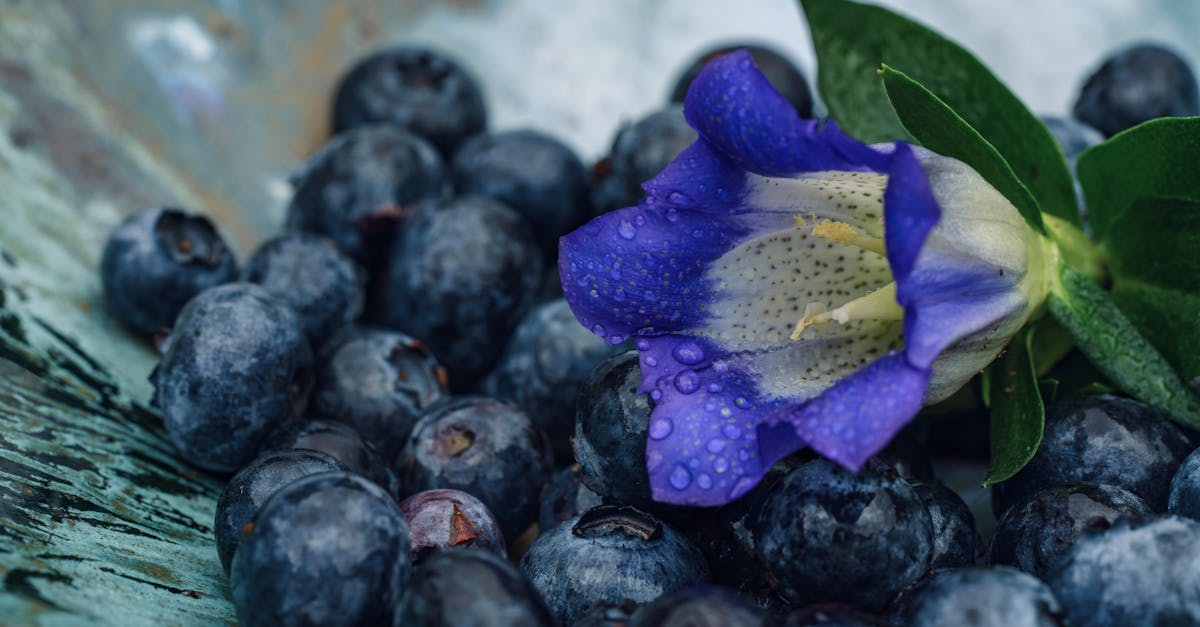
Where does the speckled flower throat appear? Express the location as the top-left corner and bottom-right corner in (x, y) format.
(701, 170), (902, 402)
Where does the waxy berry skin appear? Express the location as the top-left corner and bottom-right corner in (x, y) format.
(913, 481), (978, 570)
(1073, 43), (1200, 137)
(573, 351), (656, 507)
(213, 449), (345, 574)
(905, 567), (1063, 627)
(286, 125), (447, 266)
(260, 418), (397, 497)
(230, 472), (412, 627)
(312, 328), (449, 458)
(520, 505), (711, 626)
(392, 548), (554, 627)
(100, 207), (237, 336)
(332, 46), (487, 156)
(1168, 447), (1200, 520)
(398, 489), (507, 561)
(626, 585), (768, 627)
(153, 283), (312, 473)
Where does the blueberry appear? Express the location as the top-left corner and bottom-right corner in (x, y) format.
(286, 126), (446, 266)
(1039, 115), (1104, 166)
(754, 458), (933, 611)
(989, 483), (1150, 580)
(240, 234), (363, 346)
(1049, 516), (1200, 626)
(573, 604), (639, 627)
(904, 567), (1062, 627)
(261, 418), (396, 497)
(590, 106), (697, 216)
(370, 196), (543, 387)
(520, 505), (711, 625)
(481, 299), (620, 463)
(230, 472), (412, 626)
(670, 44), (813, 118)
(780, 604), (887, 626)
(913, 481), (979, 569)
(213, 449), (344, 574)
(1168, 447), (1200, 520)
(397, 397), (553, 540)
(312, 328), (449, 458)
(627, 585), (767, 627)
(573, 351), (655, 507)
(538, 464), (603, 532)
(392, 547), (554, 627)
(398, 489), (506, 561)
(991, 395), (1192, 516)
(332, 46), (487, 155)
(100, 207), (237, 336)
(1073, 43), (1200, 137)
(153, 284), (312, 472)
(451, 130), (591, 261)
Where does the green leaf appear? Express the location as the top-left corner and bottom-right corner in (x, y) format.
(1076, 117), (1200, 240)
(1111, 281), (1200, 384)
(879, 65), (1044, 233)
(1047, 263), (1200, 429)
(800, 0), (1079, 225)
(985, 325), (1044, 486)
(1039, 379), (1060, 405)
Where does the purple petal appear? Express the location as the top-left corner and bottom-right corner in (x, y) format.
(683, 50), (890, 177)
(882, 143), (941, 285)
(763, 352), (930, 470)
(636, 335), (788, 506)
(641, 140), (749, 214)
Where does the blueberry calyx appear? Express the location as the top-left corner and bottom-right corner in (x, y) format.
(572, 506), (662, 541)
(449, 502), (484, 547)
(437, 425), (475, 457)
(155, 209), (225, 266)
(353, 204), (413, 243)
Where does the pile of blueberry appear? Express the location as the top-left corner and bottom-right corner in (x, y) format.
(98, 40), (1200, 626)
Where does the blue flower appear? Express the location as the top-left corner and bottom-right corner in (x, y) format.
(559, 51), (1051, 506)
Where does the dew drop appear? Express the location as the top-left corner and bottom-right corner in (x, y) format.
(706, 438), (726, 453)
(734, 397), (751, 409)
(738, 449), (750, 461)
(669, 465), (692, 490)
(713, 457), (729, 473)
(650, 389), (662, 401)
(697, 473), (713, 490)
(668, 191), (690, 205)
(618, 221), (637, 240)
(671, 341), (705, 365)
(592, 324), (607, 336)
(607, 335), (624, 345)
(665, 208), (679, 223)
(648, 449), (664, 472)
(704, 401), (717, 412)
(649, 418), (673, 440)
(636, 339), (651, 351)
(722, 424), (742, 440)
(706, 382), (723, 394)
(673, 370), (700, 394)
(692, 229), (704, 239)
(688, 458), (701, 469)
(634, 214), (646, 226)
(643, 355), (659, 367)
(609, 267), (622, 280)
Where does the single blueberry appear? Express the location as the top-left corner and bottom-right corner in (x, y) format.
(1168, 447), (1200, 520)
(451, 130), (591, 261)
(538, 464), (603, 533)
(989, 483), (1151, 580)
(573, 604), (639, 627)
(670, 44), (813, 118)
(100, 207), (237, 336)
(590, 106), (697, 216)
(1049, 516), (1200, 626)
(913, 481), (979, 569)
(370, 196), (543, 388)
(398, 488), (506, 561)
(260, 418), (397, 497)
(230, 472), (412, 627)
(573, 351), (655, 507)
(1073, 43), (1200, 137)
(397, 397), (553, 541)
(213, 449), (345, 574)
(627, 585), (768, 627)
(753, 458), (933, 611)
(520, 505), (711, 625)
(904, 567), (1063, 627)
(153, 284), (312, 472)
(240, 234), (363, 346)
(391, 547), (554, 627)
(332, 46), (487, 155)
(312, 328), (449, 458)
(780, 604), (888, 626)
(990, 395), (1192, 516)
(481, 299), (621, 463)
(286, 125), (446, 266)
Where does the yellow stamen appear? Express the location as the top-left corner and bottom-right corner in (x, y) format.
(810, 219), (887, 257)
(793, 214), (807, 227)
(790, 282), (902, 340)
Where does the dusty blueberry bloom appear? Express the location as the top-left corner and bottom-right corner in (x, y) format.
(559, 51), (1050, 506)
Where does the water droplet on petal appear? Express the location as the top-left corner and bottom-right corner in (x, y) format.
(668, 191), (691, 205)
(666, 208), (679, 222)
(722, 424), (742, 440)
(649, 418), (673, 440)
(671, 341), (705, 365)
(647, 449), (664, 472)
(713, 457), (729, 473)
(692, 229), (704, 239)
(734, 397), (751, 409)
(669, 465), (692, 490)
(706, 382), (723, 393)
(636, 338), (650, 351)
(706, 438), (726, 453)
(644, 355), (658, 367)
(697, 473), (713, 490)
(688, 458), (701, 469)
(607, 335), (624, 345)
(592, 324), (606, 336)
(618, 221), (637, 240)
(609, 267), (622, 280)
(634, 214), (646, 226)
(673, 370), (700, 394)
(650, 389), (662, 401)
